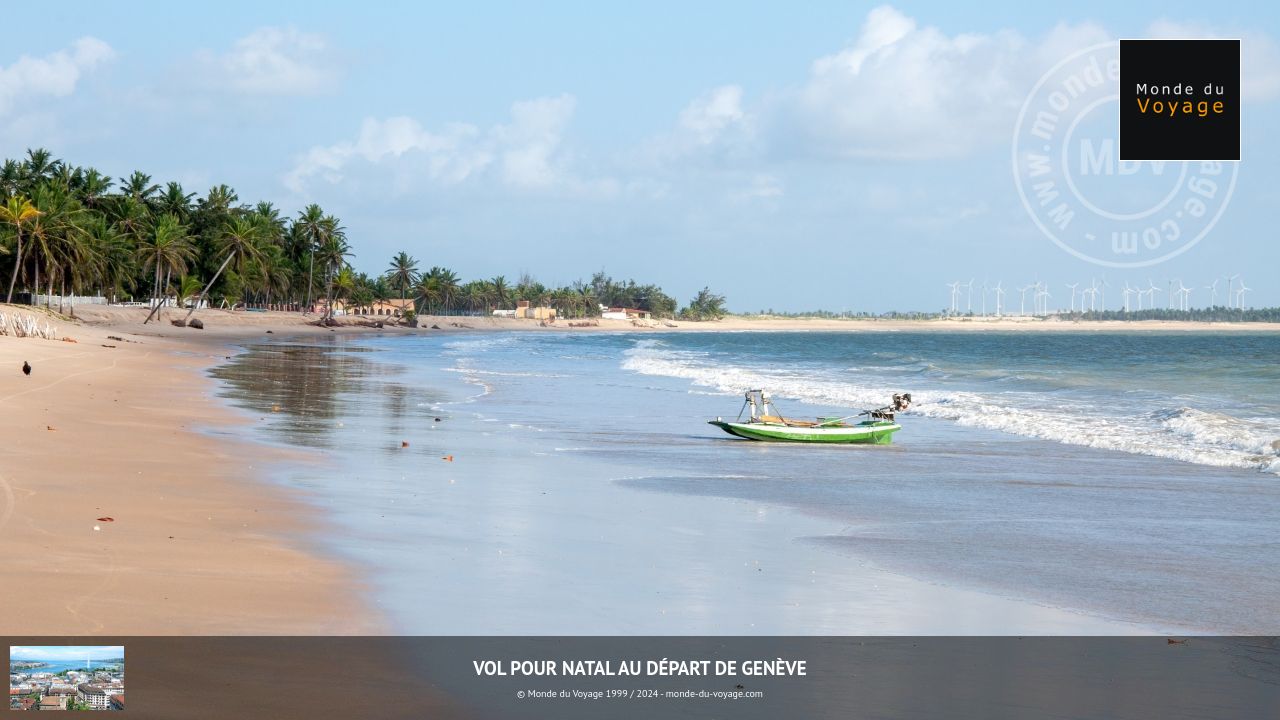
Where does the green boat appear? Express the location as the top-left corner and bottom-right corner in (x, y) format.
(708, 390), (910, 444)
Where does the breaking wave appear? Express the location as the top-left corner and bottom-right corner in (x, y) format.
(621, 340), (1280, 475)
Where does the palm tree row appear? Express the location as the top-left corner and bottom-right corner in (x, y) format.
(0, 148), (353, 317)
(368, 260), (686, 320)
(1, 148), (722, 323)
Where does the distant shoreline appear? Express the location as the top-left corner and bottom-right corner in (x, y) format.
(65, 304), (1280, 337)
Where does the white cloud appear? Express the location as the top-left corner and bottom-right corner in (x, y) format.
(284, 94), (610, 196)
(679, 85), (746, 144)
(0, 37), (114, 115)
(791, 6), (1108, 159)
(1146, 20), (1280, 101)
(202, 27), (335, 95)
(496, 95), (577, 188)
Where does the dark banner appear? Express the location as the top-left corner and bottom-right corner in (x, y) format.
(7, 637), (1280, 719)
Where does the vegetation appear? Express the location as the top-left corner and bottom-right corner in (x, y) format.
(393, 270), (686, 320)
(0, 149), (707, 322)
(0, 148), (350, 316)
(680, 287), (727, 320)
(1055, 307), (1280, 323)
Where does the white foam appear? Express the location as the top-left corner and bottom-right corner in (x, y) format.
(622, 341), (1280, 475)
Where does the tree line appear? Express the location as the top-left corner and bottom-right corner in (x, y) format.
(0, 148), (727, 321)
(0, 148), (349, 316)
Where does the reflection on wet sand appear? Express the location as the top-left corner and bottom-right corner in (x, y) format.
(211, 338), (443, 449)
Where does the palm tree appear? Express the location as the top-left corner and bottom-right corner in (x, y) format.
(385, 251), (420, 301)
(313, 224), (351, 319)
(184, 215), (263, 322)
(440, 268), (460, 313)
(139, 214), (195, 322)
(424, 266), (461, 314)
(414, 274), (442, 315)
(334, 267), (357, 308)
(176, 275), (203, 309)
(21, 148), (59, 190)
(120, 170), (161, 205)
(490, 275), (510, 310)
(1, 195), (42, 302)
(82, 217), (133, 302)
(76, 168), (113, 210)
(0, 160), (20, 197)
(23, 183), (86, 310)
(294, 204), (329, 312)
(156, 182), (195, 219)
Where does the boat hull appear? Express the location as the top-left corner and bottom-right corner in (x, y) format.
(708, 420), (899, 444)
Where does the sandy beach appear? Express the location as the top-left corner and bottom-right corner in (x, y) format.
(65, 302), (1280, 336)
(0, 304), (382, 635)
(5, 302), (1277, 637)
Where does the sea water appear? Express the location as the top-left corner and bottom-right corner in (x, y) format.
(211, 330), (1280, 634)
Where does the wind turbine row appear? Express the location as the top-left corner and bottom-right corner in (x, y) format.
(946, 275), (1255, 316)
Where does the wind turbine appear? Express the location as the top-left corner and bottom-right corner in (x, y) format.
(1226, 274), (1239, 308)
(1145, 279), (1161, 310)
(981, 279), (989, 317)
(1097, 276), (1109, 312)
(1035, 282), (1051, 316)
(1066, 283), (1079, 313)
(1205, 279), (1219, 308)
(946, 281), (960, 314)
(1018, 285), (1032, 316)
(993, 281), (1005, 316)
(1121, 282), (1134, 313)
(1176, 280), (1192, 311)
(965, 278), (975, 314)
(1237, 280), (1251, 310)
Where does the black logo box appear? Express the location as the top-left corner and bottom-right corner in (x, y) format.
(1120, 39), (1241, 161)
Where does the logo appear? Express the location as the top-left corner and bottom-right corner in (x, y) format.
(1119, 39), (1240, 161)
(1012, 42), (1237, 268)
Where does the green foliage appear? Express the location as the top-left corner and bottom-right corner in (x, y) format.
(0, 149), (722, 320)
(679, 286), (727, 321)
(0, 148), (353, 311)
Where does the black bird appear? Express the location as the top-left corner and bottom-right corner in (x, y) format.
(22, 361), (31, 376)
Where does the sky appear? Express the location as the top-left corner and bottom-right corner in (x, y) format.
(1, 1), (1276, 312)
(10, 646), (124, 662)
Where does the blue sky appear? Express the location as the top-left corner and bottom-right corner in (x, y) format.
(2, 2), (1275, 311)
(10, 646), (123, 662)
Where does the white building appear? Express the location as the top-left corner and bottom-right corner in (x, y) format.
(77, 683), (111, 710)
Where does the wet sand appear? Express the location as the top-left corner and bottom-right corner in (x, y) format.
(6, 302), (1273, 637)
(0, 304), (380, 634)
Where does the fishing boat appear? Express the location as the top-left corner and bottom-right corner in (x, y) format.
(708, 390), (910, 444)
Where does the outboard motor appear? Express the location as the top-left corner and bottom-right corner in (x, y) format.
(870, 393), (912, 422)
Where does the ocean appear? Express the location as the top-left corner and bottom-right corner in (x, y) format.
(211, 330), (1280, 635)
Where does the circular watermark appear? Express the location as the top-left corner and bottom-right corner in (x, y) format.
(1012, 41), (1237, 268)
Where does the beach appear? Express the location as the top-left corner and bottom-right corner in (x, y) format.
(0, 305), (381, 635)
(4, 303), (1279, 637)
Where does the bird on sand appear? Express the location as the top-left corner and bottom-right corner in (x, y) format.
(22, 361), (31, 376)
